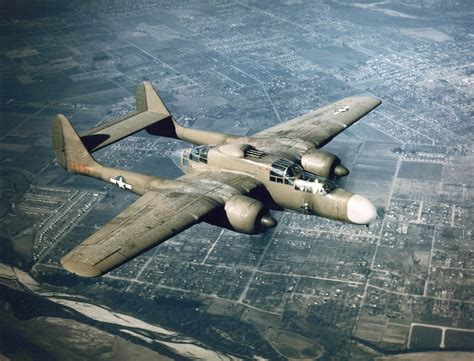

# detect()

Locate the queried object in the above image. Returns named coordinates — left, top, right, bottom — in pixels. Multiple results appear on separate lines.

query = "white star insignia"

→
left=109, top=176, right=132, bottom=190
left=334, top=105, right=350, bottom=115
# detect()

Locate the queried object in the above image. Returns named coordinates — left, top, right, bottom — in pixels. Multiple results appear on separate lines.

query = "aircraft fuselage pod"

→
left=172, top=143, right=376, bottom=225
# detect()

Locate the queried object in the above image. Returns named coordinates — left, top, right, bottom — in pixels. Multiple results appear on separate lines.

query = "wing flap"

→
left=60, top=190, right=219, bottom=277
left=255, top=96, right=381, bottom=147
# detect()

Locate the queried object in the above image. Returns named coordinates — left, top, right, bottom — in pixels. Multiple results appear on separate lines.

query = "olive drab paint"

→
left=53, top=82, right=381, bottom=277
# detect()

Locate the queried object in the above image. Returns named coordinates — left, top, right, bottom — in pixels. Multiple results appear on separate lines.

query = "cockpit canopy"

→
left=269, top=159, right=335, bottom=195
left=184, top=145, right=209, bottom=164
left=171, top=145, right=210, bottom=170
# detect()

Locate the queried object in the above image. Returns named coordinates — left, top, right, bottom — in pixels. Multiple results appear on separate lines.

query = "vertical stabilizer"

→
left=52, top=114, right=100, bottom=175
left=136, top=81, right=171, bottom=116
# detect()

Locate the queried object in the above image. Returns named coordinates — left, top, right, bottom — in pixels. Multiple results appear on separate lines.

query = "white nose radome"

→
left=347, top=195, right=377, bottom=225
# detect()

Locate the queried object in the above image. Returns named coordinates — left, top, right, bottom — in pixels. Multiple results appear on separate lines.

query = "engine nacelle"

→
left=300, top=149, right=349, bottom=178
left=224, top=195, right=277, bottom=234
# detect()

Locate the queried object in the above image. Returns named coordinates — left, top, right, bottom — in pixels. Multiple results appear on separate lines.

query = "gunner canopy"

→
left=269, top=159, right=335, bottom=195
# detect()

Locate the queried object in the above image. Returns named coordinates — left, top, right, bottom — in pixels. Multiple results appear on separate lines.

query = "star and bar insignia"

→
left=109, top=175, right=132, bottom=190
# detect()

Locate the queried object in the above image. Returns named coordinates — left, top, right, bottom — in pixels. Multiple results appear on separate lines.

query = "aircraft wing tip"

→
left=60, top=258, right=104, bottom=278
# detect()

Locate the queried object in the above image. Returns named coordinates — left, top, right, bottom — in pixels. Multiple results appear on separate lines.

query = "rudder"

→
left=52, top=114, right=100, bottom=175
left=136, top=81, right=171, bottom=116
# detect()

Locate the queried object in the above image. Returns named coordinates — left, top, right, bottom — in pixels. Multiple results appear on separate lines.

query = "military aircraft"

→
left=53, top=82, right=381, bottom=277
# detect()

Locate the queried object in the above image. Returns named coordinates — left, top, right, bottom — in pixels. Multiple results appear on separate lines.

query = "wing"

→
left=60, top=190, right=217, bottom=277
left=254, top=96, right=381, bottom=148
left=60, top=172, right=261, bottom=277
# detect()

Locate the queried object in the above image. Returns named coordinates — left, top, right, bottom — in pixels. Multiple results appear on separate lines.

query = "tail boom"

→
left=52, top=114, right=167, bottom=195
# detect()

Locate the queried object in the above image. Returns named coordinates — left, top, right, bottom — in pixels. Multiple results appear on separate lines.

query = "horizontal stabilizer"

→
left=79, top=82, right=173, bottom=152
